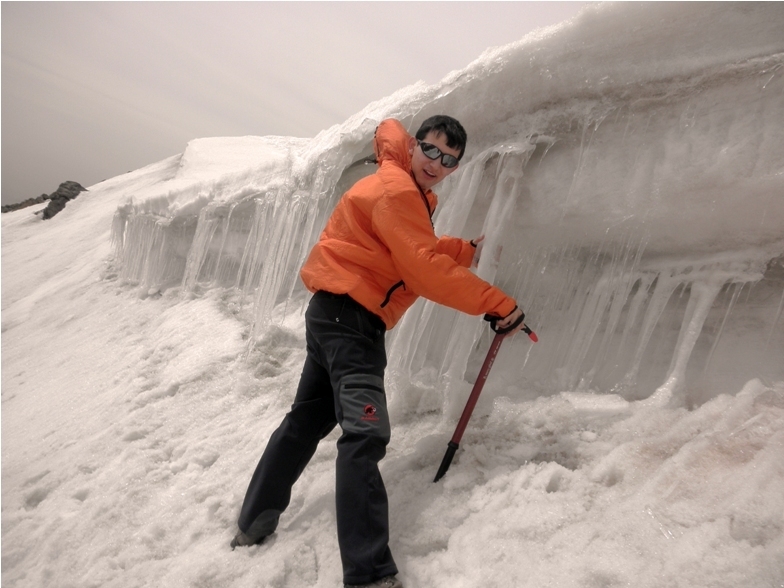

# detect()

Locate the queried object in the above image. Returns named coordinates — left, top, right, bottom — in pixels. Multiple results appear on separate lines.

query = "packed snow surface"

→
left=3, top=3, right=784, bottom=587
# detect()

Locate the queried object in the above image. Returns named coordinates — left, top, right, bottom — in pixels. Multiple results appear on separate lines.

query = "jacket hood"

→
left=372, top=118, right=437, bottom=213
left=373, top=119, right=412, bottom=173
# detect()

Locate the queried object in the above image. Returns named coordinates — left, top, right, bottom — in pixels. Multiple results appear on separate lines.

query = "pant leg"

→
left=334, top=384, right=396, bottom=585
left=306, top=293, right=398, bottom=585
left=236, top=292, right=398, bottom=584
left=237, top=342, right=337, bottom=539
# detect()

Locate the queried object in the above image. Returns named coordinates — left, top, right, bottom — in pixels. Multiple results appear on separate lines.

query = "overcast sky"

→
left=1, top=2, right=588, bottom=205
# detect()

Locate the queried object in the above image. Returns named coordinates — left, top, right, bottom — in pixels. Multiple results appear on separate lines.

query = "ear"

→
left=408, top=136, right=417, bottom=154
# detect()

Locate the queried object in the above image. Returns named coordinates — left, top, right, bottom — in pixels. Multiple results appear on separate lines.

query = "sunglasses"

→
left=418, top=141, right=460, bottom=169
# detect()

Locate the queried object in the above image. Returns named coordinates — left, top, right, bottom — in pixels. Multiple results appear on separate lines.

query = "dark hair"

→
left=415, top=115, right=467, bottom=161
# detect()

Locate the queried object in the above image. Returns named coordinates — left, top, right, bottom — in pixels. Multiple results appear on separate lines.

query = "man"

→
left=232, top=116, right=527, bottom=588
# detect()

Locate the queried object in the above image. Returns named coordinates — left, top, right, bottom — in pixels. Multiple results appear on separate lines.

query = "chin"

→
left=416, top=175, right=437, bottom=190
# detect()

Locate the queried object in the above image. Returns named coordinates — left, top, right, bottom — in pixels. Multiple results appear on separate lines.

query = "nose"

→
left=425, top=159, right=442, bottom=173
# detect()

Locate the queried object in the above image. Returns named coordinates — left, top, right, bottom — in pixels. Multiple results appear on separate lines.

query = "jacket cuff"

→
left=457, top=240, right=475, bottom=267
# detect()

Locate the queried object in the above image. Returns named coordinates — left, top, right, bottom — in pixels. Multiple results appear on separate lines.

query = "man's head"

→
left=409, top=115, right=467, bottom=191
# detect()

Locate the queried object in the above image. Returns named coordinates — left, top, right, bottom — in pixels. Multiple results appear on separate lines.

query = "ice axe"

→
left=433, top=312, right=537, bottom=483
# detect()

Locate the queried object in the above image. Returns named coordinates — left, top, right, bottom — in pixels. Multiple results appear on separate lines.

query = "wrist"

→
left=504, top=305, right=519, bottom=319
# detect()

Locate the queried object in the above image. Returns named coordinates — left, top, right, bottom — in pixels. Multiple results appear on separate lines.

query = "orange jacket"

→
left=300, top=119, right=517, bottom=329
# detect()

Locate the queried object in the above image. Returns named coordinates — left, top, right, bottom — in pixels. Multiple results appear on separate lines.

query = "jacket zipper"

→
left=412, top=172, right=435, bottom=229
left=419, top=191, right=433, bottom=222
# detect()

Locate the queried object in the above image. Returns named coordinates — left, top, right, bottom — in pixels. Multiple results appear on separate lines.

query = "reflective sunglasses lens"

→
left=441, top=154, right=459, bottom=168
left=420, top=142, right=441, bottom=160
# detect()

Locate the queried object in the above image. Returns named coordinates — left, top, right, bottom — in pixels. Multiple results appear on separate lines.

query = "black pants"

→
left=237, top=291, right=398, bottom=585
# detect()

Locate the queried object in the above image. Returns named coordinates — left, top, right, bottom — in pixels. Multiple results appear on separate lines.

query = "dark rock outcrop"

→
left=2, top=181, right=88, bottom=217
left=41, top=181, right=88, bottom=219
left=1, top=193, right=50, bottom=213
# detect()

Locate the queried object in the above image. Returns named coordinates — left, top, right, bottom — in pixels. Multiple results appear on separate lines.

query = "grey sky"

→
left=2, top=2, right=588, bottom=205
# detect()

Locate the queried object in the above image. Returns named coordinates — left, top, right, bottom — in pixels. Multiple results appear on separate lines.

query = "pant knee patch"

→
left=338, top=374, right=390, bottom=441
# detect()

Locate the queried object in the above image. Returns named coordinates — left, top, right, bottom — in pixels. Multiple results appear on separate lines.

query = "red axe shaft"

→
left=433, top=316, right=537, bottom=483
left=433, top=332, right=505, bottom=482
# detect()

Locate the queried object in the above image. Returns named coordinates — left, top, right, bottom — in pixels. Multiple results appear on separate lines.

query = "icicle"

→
left=558, top=235, right=646, bottom=390
left=210, top=203, right=243, bottom=286
left=246, top=189, right=325, bottom=337
left=768, top=285, right=784, bottom=344
left=181, top=205, right=223, bottom=292
left=619, top=269, right=680, bottom=390
left=704, top=282, right=745, bottom=372
left=111, top=206, right=129, bottom=258
left=591, top=235, right=648, bottom=376
left=432, top=151, right=490, bottom=236
left=652, top=279, right=724, bottom=405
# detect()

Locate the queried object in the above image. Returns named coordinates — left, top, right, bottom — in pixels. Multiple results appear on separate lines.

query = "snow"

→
left=3, top=3, right=784, bottom=587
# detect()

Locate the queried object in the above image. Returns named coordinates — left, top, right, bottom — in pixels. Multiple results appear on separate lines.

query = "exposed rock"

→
left=2, top=181, right=88, bottom=216
left=41, top=181, right=88, bottom=219
left=1, top=194, right=50, bottom=214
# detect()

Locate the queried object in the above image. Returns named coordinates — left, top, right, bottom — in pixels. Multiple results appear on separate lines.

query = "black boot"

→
left=230, top=529, right=267, bottom=550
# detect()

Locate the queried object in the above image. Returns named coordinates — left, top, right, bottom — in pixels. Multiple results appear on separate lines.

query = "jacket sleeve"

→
left=435, top=236, right=475, bottom=268
left=372, top=185, right=516, bottom=318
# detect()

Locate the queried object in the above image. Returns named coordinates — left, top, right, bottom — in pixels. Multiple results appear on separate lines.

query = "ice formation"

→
left=4, top=4, right=784, bottom=588
left=111, top=2, right=784, bottom=412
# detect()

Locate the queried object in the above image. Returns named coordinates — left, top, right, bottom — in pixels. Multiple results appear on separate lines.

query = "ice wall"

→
left=111, top=3, right=784, bottom=410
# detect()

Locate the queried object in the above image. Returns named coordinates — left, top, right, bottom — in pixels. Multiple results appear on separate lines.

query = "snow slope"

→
left=3, top=3, right=783, bottom=587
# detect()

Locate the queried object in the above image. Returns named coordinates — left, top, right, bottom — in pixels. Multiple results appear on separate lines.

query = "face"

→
left=409, top=131, right=461, bottom=191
